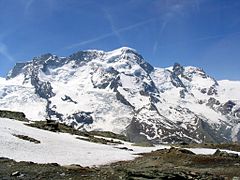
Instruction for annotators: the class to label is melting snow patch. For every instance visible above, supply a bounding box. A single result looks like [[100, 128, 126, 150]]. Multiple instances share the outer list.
[[0, 118, 166, 166]]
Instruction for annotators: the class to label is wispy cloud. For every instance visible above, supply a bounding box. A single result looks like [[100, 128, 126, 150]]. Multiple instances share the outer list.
[[66, 0, 204, 50], [66, 17, 155, 49], [0, 33, 7, 41], [152, 41, 158, 55], [23, 0, 35, 15], [103, 9, 124, 46], [157, 31, 240, 48], [152, 21, 167, 55], [152, 0, 203, 54], [191, 31, 240, 43], [151, 1, 186, 55], [0, 42, 15, 62], [194, 0, 200, 12]]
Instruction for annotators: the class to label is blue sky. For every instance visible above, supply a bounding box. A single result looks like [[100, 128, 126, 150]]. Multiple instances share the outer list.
[[0, 0, 240, 80]]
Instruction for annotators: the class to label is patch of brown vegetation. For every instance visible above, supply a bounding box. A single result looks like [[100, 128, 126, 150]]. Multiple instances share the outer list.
[[1, 147, 239, 179], [12, 134, 41, 144]]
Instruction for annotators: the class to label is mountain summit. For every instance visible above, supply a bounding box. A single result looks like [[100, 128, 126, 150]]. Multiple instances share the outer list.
[[1, 47, 240, 144]]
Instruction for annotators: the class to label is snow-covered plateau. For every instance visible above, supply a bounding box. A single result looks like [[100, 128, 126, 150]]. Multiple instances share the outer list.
[[0, 47, 240, 144]]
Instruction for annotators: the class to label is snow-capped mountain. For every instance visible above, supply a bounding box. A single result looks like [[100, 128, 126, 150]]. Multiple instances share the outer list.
[[1, 47, 240, 144]]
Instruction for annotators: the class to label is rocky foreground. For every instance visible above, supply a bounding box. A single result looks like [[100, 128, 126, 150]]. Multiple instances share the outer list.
[[1, 146, 240, 180], [1, 111, 240, 179]]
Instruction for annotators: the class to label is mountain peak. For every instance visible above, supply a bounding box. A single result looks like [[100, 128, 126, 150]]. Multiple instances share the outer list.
[[106, 47, 140, 59], [36, 53, 53, 60], [1, 47, 240, 144], [32, 53, 58, 64], [110, 47, 137, 53]]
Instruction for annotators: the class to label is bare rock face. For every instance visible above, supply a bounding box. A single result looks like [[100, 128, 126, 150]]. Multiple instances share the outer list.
[[207, 85, 218, 95], [206, 97, 220, 108], [234, 108, 240, 118], [172, 63, 184, 77], [218, 100, 236, 115]]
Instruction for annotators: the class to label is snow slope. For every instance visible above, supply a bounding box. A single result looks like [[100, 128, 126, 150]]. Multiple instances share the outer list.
[[217, 80, 240, 101], [0, 118, 164, 166]]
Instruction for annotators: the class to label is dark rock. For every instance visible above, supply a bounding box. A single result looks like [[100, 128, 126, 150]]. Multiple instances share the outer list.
[[68, 111, 93, 125], [170, 65, 186, 88], [91, 67, 119, 89], [207, 86, 217, 95], [109, 76, 121, 91], [139, 90, 148, 96], [45, 119, 59, 131], [47, 163, 60, 166], [172, 63, 184, 76], [218, 100, 236, 115], [213, 149, 239, 158], [126, 118, 152, 144], [31, 73, 55, 99], [46, 101, 64, 120], [69, 50, 103, 62], [13, 134, 41, 144], [123, 48, 154, 74], [180, 89, 186, 98], [0, 110, 28, 122], [196, 68, 208, 79], [171, 75, 185, 88], [206, 97, 220, 108], [234, 108, 240, 118], [7, 62, 29, 79], [115, 90, 134, 109], [195, 118, 229, 143], [61, 95, 77, 104], [201, 88, 207, 94], [143, 81, 158, 94], [150, 95, 160, 104], [115, 147, 134, 151], [179, 142, 189, 145], [168, 147, 195, 155]]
